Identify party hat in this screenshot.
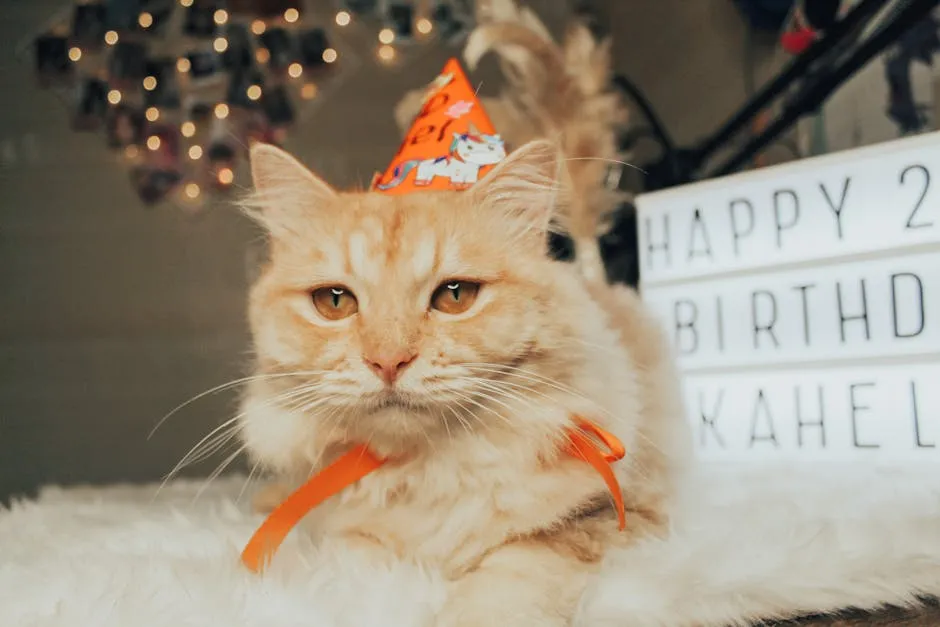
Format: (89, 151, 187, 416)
(372, 58, 506, 195)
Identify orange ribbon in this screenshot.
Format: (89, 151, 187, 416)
(240, 444, 385, 573)
(241, 418, 626, 573)
(563, 417, 627, 531)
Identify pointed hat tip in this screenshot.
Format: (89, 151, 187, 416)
(373, 58, 507, 195)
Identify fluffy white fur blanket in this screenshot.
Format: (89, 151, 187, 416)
(3, 462, 940, 627)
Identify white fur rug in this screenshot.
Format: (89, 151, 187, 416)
(3, 462, 940, 627)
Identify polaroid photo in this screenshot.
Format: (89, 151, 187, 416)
(183, 0, 221, 39)
(183, 47, 226, 87)
(143, 57, 181, 109)
(385, 2, 414, 43)
(222, 23, 254, 71)
(336, 0, 379, 15)
(259, 83, 293, 126)
(227, 0, 300, 19)
(130, 165, 183, 205)
(106, 104, 146, 147)
(71, 77, 110, 131)
(430, 0, 473, 43)
(186, 98, 214, 123)
(206, 116, 238, 164)
(136, 0, 174, 36)
(69, 2, 107, 48)
(143, 122, 182, 172)
(298, 28, 329, 69)
(108, 40, 149, 90)
(259, 27, 297, 72)
(34, 33, 73, 86)
(243, 108, 277, 145)
(226, 66, 265, 109)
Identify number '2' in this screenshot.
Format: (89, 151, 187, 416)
(901, 164, 933, 229)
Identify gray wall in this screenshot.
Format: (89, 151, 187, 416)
(0, 0, 774, 501)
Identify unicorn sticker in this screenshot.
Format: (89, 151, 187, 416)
(377, 124, 507, 191)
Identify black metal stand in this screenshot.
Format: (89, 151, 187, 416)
(617, 0, 939, 192)
(555, 0, 938, 287)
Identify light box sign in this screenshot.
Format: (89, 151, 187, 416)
(636, 131, 940, 463)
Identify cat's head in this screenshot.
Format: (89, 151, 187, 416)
(240, 140, 588, 470)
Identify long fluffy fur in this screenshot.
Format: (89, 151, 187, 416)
(578, 462, 940, 626)
(238, 140, 690, 626)
(7, 465, 940, 626)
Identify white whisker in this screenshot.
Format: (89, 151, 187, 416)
(449, 389, 513, 430)
(462, 377, 540, 408)
(183, 424, 242, 468)
(149, 369, 331, 439)
(237, 460, 261, 505)
(462, 363, 584, 400)
(154, 380, 333, 500)
(160, 415, 243, 488)
(564, 156, 647, 175)
(193, 445, 246, 504)
(444, 402, 473, 436)
(309, 405, 347, 470)
(462, 362, 670, 461)
(439, 405, 454, 445)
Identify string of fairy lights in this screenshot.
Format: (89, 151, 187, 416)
(30, 0, 474, 211)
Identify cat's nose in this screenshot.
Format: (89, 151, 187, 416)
(363, 350, 417, 386)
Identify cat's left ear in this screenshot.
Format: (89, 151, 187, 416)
(471, 139, 567, 236)
(243, 143, 337, 236)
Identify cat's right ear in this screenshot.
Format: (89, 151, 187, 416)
(471, 139, 568, 239)
(242, 143, 337, 237)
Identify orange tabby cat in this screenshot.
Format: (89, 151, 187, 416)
(239, 139, 689, 626)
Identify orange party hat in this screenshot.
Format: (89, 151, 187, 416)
(372, 58, 506, 195)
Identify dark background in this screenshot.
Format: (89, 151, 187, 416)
(0, 0, 787, 501)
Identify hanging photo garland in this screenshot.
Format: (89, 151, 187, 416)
(26, 0, 477, 212)
(28, 0, 358, 211)
(330, 0, 476, 69)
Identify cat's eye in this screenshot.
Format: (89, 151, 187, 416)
(311, 286, 358, 320)
(431, 281, 481, 315)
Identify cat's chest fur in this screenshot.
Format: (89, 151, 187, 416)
(300, 420, 612, 576)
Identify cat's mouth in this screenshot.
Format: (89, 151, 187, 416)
(366, 387, 434, 410)
(360, 380, 485, 417)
